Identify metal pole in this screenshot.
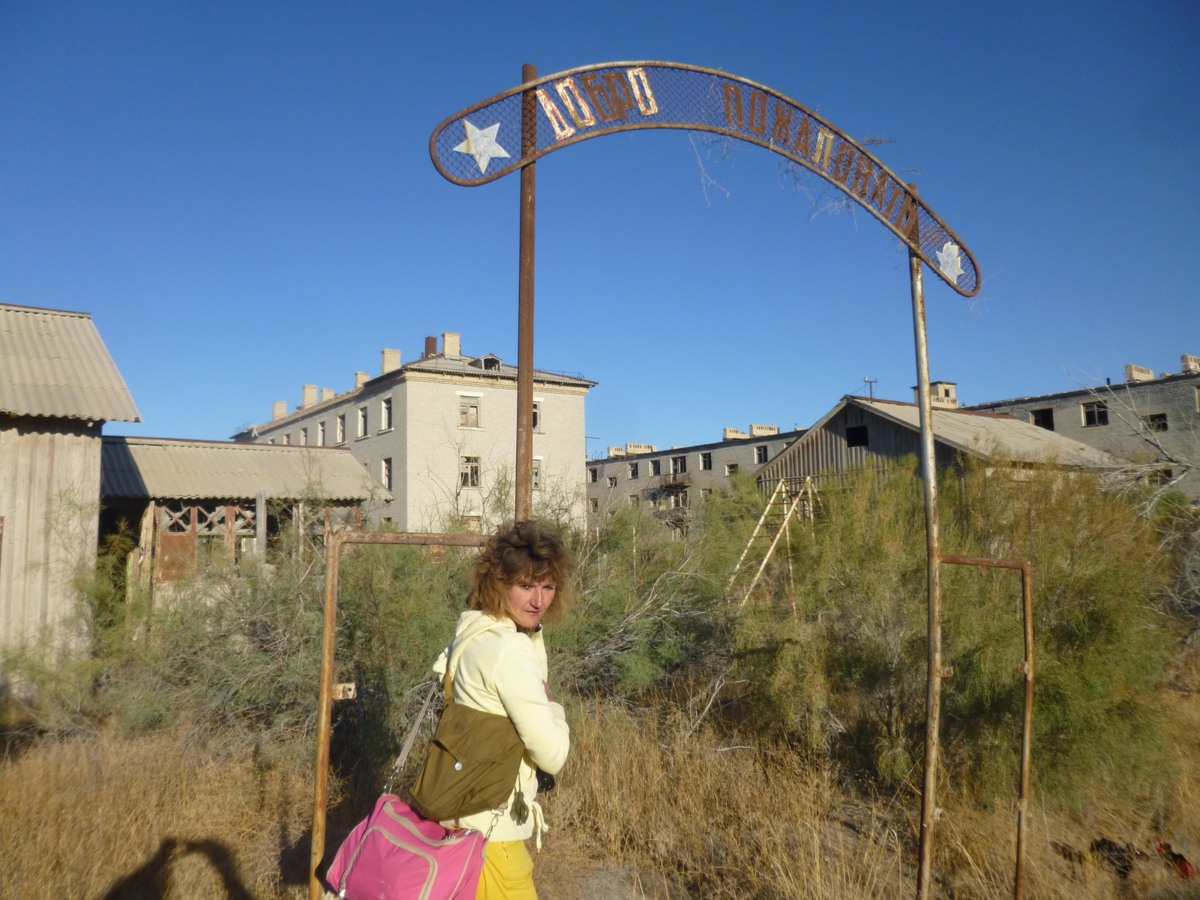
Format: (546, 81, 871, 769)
(909, 184, 944, 900)
(515, 62, 537, 522)
(938, 555, 1035, 900)
(309, 533, 341, 900)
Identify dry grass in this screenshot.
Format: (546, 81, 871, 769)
(0, 726, 314, 900)
(4, 697, 1200, 899)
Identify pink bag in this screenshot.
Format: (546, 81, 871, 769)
(325, 795, 485, 900)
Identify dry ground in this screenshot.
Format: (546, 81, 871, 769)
(3, 698, 1200, 900)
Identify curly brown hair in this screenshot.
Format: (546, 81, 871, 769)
(467, 520, 574, 625)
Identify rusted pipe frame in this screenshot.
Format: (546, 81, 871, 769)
(515, 62, 537, 522)
(307, 530, 490, 900)
(910, 228, 944, 900)
(428, 61, 979, 297)
(940, 554, 1034, 900)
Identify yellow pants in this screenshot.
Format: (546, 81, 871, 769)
(476, 840, 536, 900)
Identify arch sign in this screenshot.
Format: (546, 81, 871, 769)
(430, 61, 980, 297)
(425, 62, 993, 900)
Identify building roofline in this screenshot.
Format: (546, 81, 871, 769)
(845, 395, 1019, 419)
(0, 302, 93, 318)
(964, 371, 1200, 410)
(105, 434, 359, 452)
(590, 429, 807, 464)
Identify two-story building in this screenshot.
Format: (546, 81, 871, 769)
(965, 356, 1200, 503)
(232, 332, 596, 531)
(586, 424, 804, 515)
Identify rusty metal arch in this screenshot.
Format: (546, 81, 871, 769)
(429, 61, 980, 297)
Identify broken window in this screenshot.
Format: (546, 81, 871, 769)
(846, 425, 868, 447)
(283, 433, 291, 446)
(532, 401, 541, 431)
(1082, 401, 1108, 427)
(459, 456, 481, 488)
(650, 459, 662, 476)
(629, 495, 639, 508)
(628, 462, 639, 479)
(589, 498, 599, 512)
(318, 422, 326, 446)
(1141, 413, 1168, 432)
(607, 476, 617, 488)
(337, 414, 346, 443)
(381, 398, 393, 431)
(382, 457, 392, 490)
(700, 452, 712, 471)
(589, 468, 598, 483)
(672, 490, 689, 509)
(532, 459, 541, 490)
(671, 455, 687, 475)
(358, 407, 368, 437)
(460, 398, 480, 428)
(755, 445, 768, 464)
(1031, 408, 1055, 431)
(300, 427, 308, 446)
(725, 462, 739, 476)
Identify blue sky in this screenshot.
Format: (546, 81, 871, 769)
(3, 1, 1198, 454)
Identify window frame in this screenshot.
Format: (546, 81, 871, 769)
(755, 445, 768, 464)
(1140, 413, 1168, 433)
(1082, 401, 1109, 427)
(459, 397, 481, 429)
(1031, 408, 1055, 431)
(650, 459, 662, 476)
(357, 406, 368, 438)
(531, 458, 542, 490)
(459, 455, 481, 488)
(381, 457, 393, 490)
(670, 455, 687, 475)
(336, 414, 346, 444)
(318, 421, 326, 446)
(700, 452, 713, 471)
(628, 461, 639, 479)
(725, 462, 739, 476)
(380, 397, 393, 431)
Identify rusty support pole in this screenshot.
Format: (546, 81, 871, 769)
(308, 532, 341, 900)
(940, 555, 1034, 900)
(909, 184, 944, 900)
(515, 62, 537, 522)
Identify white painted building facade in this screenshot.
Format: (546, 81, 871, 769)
(233, 332, 595, 531)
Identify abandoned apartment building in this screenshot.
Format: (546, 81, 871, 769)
(965, 356, 1200, 503)
(232, 332, 596, 531)
(586, 424, 805, 516)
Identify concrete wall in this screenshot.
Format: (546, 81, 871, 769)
(0, 415, 101, 647)
(968, 374, 1200, 502)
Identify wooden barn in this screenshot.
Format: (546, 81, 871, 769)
(756, 395, 1117, 490)
(100, 436, 386, 589)
(0, 303, 141, 647)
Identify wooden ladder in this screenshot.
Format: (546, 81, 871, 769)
(727, 477, 817, 608)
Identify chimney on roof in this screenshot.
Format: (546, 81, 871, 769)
(273, 400, 287, 420)
(1125, 363, 1155, 383)
(442, 332, 461, 357)
(354, 371, 369, 389)
(382, 348, 401, 375)
(912, 381, 959, 409)
(321, 388, 334, 402)
(424, 336, 437, 358)
(302, 384, 318, 408)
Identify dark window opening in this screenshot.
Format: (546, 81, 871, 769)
(755, 445, 768, 464)
(1082, 401, 1108, 427)
(846, 425, 869, 448)
(650, 459, 662, 476)
(1141, 413, 1168, 432)
(671, 455, 687, 475)
(700, 452, 712, 471)
(1031, 408, 1055, 431)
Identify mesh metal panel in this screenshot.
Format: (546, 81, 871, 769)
(430, 62, 979, 297)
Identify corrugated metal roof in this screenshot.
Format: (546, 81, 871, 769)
(852, 397, 1118, 467)
(101, 436, 384, 501)
(0, 303, 141, 422)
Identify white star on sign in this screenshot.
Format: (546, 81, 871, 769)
(453, 119, 510, 174)
(936, 242, 965, 284)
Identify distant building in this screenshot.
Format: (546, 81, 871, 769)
(965, 357, 1200, 503)
(756, 395, 1116, 489)
(232, 332, 596, 531)
(586, 424, 804, 516)
(0, 303, 140, 647)
(100, 436, 383, 588)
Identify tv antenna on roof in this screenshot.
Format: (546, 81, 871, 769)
(864, 377, 878, 399)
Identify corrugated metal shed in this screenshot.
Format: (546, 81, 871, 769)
(101, 436, 383, 501)
(855, 397, 1118, 467)
(758, 395, 1118, 485)
(0, 303, 141, 422)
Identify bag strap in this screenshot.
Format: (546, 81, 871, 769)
(384, 680, 438, 794)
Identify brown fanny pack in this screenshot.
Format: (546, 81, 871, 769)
(411, 630, 526, 823)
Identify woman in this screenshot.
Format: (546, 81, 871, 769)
(431, 520, 573, 900)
